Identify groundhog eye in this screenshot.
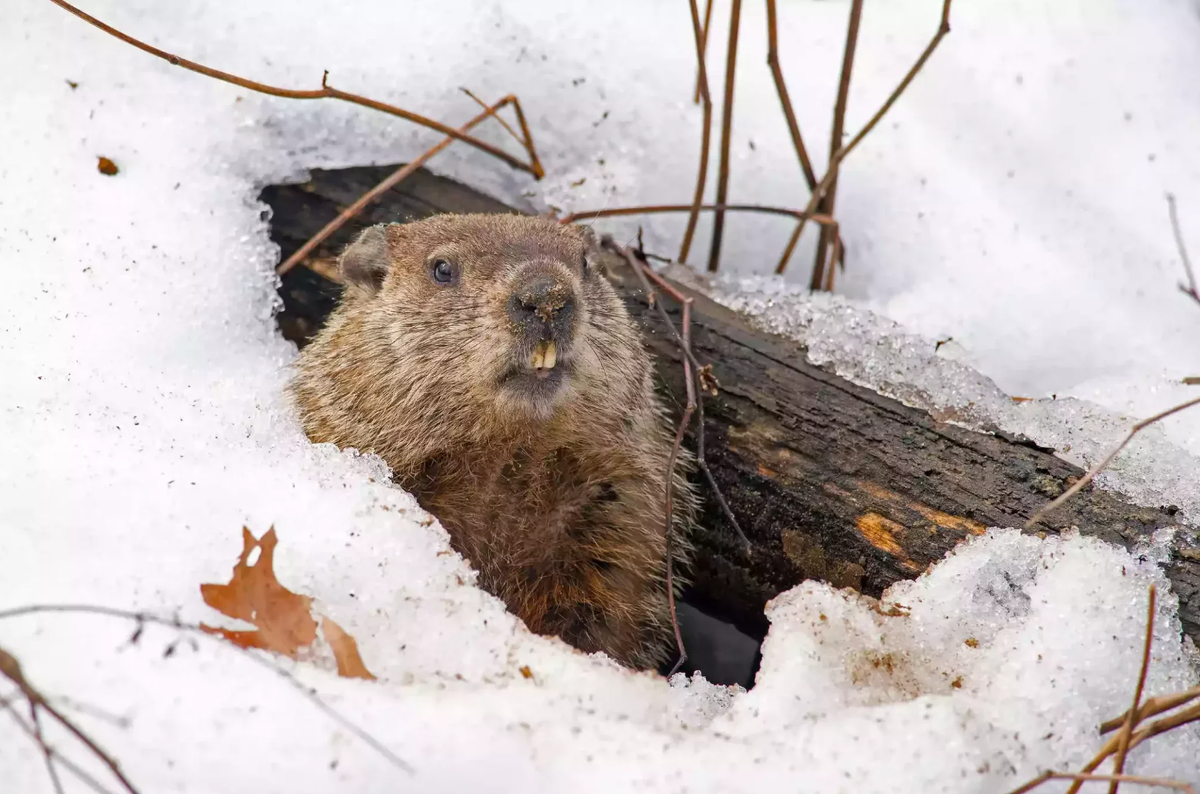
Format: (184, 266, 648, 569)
(431, 259, 455, 285)
(580, 255, 589, 273)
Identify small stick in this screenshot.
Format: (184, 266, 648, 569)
(1100, 686, 1200, 734)
(613, 242, 694, 674)
(777, 0, 954, 277)
(1167, 193, 1199, 305)
(809, 0, 864, 291)
(692, 0, 715, 104)
(45, 0, 540, 178)
(277, 95, 520, 276)
(1107, 585, 1156, 794)
(707, 0, 744, 273)
(1011, 771, 1195, 794)
(633, 254, 752, 557)
(30, 700, 66, 794)
(561, 202, 837, 226)
(0, 647, 139, 794)
(1, 699, 121, 794)
(765, 0, 818, 191)
(679, 0, 716, 263)
(615, 241, 754, 549)
(0, 604, 414, 775)
(1025, 395, 1200, 528)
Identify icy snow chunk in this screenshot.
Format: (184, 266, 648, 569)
(708, 274, 1200, 525)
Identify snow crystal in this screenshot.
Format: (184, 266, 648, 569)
(706, 274, 1200, 525)
(3, 0, 1200, 791)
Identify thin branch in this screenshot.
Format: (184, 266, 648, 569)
(277, 94, 522, 276)
(1025, 395, 1200, 528)
(30, 700, 66, 794)
(560, 202, 837, 226)
(1, 699, 120, 794)
(692, 0, 715, 104)
(765, 0, 818, 191)
(1012, 771, 1195, 794)
(612, 241, 693, 674)
(777, 0, 954, 278)
(1100, 686, 1200, 735)
(809, 0, 864, 290)
(1, 647, 138, 794)
(679, 0, 716, 264)
(45, 0, 540, 178)
(1167, 193, 1199, 305)
(1107, 585, 1156, 794)
(707, 0, 744, 273)
(0, 604, 414, 775)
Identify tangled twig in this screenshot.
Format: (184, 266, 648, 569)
(1008, 584, 1200, 794)
(277, 92, 538, 275)
(1024, 395, 1200, 529)
(778, 0, 954, 283)
(45, 0, 542, 178)
(602, 237, 753, 674)
(707, 0, 745, 273)
(679, 0, 716, 264)
(0, 603, 415, 788)
(1, 645, 139, 794)
(1167, 193, 1198, 306)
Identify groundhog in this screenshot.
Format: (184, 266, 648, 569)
(289, 213, 695, 669)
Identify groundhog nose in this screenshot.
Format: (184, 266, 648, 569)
(508, 276, 575, 330)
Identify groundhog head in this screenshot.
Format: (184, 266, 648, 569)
(335, 213, 641, 428)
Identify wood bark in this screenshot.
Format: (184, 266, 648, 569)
(261, 164, 1200, 657)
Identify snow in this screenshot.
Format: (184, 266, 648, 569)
(2, 0, 1200, 791)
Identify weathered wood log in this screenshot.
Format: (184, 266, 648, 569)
(261, 164, 1200, 670)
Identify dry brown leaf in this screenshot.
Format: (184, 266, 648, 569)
(97, 156, 118, 176)
(200, 526, 375, 680)
(322, 617, 375, 680)
(519, 665, 534, 679)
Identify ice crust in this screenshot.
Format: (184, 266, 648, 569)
(708, 277, 1200, 525)
(3, 0, 1200, 791)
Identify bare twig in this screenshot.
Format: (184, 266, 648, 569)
(629, 250, 753, 558)
(277, 94, 526, 276)
(612, 242, 694, 674)
(1, 698, 121, 794)
(707, 0, 744, 273)
(1167, 193, 1199, 306)
(30, 699, 66, 794)
(1100, 686, 1200, 735)
(1025, 395, 1200, 528)
(777, 0, 954, 278)
(1012, 772, 1195, 794)
(1, 646, 139, 794)
(45, 0, 541, 178)
(1107, 585, 1156, 794)
(560, 202, 837, 227)
(692, 0, 715, 104)
(680, 0, 716, 263)
(765, 0, 818, 192)
(809, 0, 864, 290)
(0, 604, 414, 775)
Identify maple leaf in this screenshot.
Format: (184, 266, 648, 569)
(200, 526, 375, 679)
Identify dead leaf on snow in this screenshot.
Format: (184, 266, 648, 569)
(200, 526, 375, 680)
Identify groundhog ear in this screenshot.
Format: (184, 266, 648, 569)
(339, 225, 390, 295)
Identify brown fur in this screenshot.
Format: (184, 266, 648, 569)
(289, 214, 694, 669)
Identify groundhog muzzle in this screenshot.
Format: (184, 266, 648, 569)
(290, 213, 695, 669)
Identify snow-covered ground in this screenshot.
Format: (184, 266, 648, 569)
(2, 0, 1200, 791)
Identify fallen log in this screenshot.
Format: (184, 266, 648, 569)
(261, 164, 1200, 683)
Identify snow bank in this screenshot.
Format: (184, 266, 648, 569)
(2, 0, 1199, 791)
